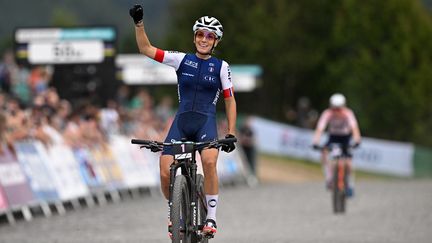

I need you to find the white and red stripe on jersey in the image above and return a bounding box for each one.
[153,49,234,98]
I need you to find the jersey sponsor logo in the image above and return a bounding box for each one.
[208,67,215,72]
[201,134,207,140]
[209,63,215,67]
[212,89,221,105]
[227,66,232,82]
[168,51,179,53]
[182,72,194,77]
[184,59,198,68]
[204,75,216,82]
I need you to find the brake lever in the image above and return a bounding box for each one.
[207,141,219,149]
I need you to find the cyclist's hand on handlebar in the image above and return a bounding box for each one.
[353,142,361,148]
[129,4,143,24]
[221,134,236,153]
[150,146,162,153]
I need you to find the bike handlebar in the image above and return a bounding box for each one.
[131,137,237,153]
[312,143,359,151]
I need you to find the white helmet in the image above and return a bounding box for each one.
[193,16,223,40]
[329,93,346,108]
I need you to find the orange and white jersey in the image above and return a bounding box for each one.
[316,107,358,136]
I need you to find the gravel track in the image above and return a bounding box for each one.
[0,180,431,243]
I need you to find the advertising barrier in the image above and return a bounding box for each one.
[36,143,89,201]
[14,141,59,201]
[251,117,414,177]
[110,135,158,188]
[90,146,124,190]
[0,186,7,211]
[0,145,35,208]
[0,134,249,224]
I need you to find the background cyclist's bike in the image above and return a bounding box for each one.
[131,137,236,243]
[314,144,356,214]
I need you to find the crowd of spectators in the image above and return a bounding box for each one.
[0,50,177,153]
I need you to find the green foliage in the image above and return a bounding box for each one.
[166,0,432,146]
[325,0,432,144]
[51,8,80,27]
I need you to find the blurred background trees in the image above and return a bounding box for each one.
[0,0,431,146]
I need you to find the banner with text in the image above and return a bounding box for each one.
[251,117,414,177]
[0,145,35,207]
[14,142,59,201]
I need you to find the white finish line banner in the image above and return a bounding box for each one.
[250,117,414,177]
[28,40,104,64]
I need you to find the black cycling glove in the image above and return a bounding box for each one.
[312,144,320,150]
[129,4,143,24]
[222,134,236,153]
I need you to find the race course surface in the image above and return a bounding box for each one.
[0,180,431,243]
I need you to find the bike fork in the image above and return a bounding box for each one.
[337,160,345,191]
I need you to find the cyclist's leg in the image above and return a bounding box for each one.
[201,148,219,195]
[159,155,173,200]
[196,114,219,236]
[321,148,332,187]
[345,157,354,197]
[200,148,219,235]
[160,115,183,199]
[342,140,354,197]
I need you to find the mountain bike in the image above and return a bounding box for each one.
[314,144,355,214]
[131,137,236,242]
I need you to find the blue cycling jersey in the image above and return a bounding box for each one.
[176,53,223,117]
[153,50,234,154]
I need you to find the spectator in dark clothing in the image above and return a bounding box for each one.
[239,116,257,176]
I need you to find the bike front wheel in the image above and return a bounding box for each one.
[171,175,191,242]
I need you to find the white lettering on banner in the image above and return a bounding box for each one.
[0,163,27,186]
[28,40,104,64]
[251,116,414,177]
[109,135,158,187]
[36,143,89,200]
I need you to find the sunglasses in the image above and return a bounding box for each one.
[195,30,217,41]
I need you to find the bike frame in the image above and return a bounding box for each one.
[332,153,348,192]
[168,154,200,232]
[131,137,236,240]
[326,144,351,213]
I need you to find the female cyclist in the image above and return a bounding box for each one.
[312,93,361,197]
[130,4,237,238]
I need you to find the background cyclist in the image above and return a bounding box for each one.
[129,4,237,238]
[312,93,361,197]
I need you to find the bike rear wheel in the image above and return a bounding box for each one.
[171,175,191,242]
[192,174,208,243]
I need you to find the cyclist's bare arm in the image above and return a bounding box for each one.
[312,127,324,145]
[313,111,328,144]
[347,109,361,144]
[134,20,158,58]
[224,97,236,135]
[351,124,361,144]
